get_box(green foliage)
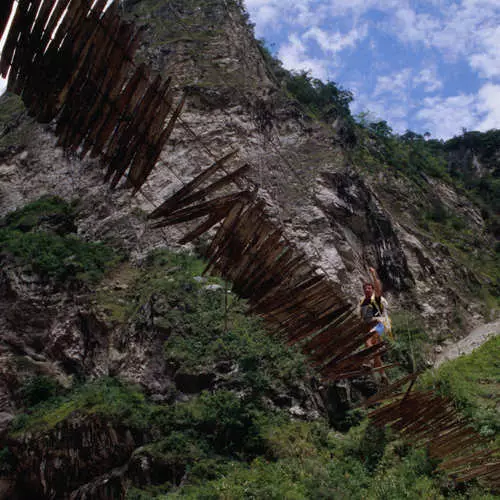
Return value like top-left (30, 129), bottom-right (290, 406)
top-left (353, 122), bottom-right (499, 303)
top-left (158, 390), bottom-right (277, 456)
top-left (420, 335), bottom-right (500, 443)
top-left (353, 120), bottom-right (449, 183)
top-left (168, 418), bottom-right (451, 500)
top-left (388, 311), bottom-right (430, 374)
top-left (18, 376), bottom-right (60, 407)
top-left (285, 71), bottom-right (353, 121)
top-left (0, 447), bottom-right (14, 475)
top-left (12, 374), bottom-right (492, 498)
top-left (444, 130), bottom-right (500, 240)
top-left (10, 378), bottom-right (154, 435)
top-left (256, 39), bottom-right (353, 125)
top-left (0, 196), bottom-right (121, 284)
top-left (2, 195), bottom-right (77, 233)
top-left (104, 248), bottom-right (307, 395)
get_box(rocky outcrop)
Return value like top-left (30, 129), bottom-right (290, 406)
top-left (7, 416), bottom-right (143, 499)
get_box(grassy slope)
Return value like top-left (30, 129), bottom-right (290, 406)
top-left (421, 335), bottom-right (500, 446)
top-left (0, 197), bottom-right (495, 498)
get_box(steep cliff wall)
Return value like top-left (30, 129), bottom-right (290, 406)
top-left (0, 0), bottom-right (496, 339)
top-left (0, 1), bottom-right (498, 497)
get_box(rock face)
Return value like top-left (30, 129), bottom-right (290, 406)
top-left (0, 0), bottom-right (498, 496)
top-left (0, 0), bottom-right (494, 338)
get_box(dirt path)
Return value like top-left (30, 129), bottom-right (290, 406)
top-left (433, 318), bottom-right (500, 367)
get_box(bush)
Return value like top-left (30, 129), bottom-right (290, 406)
top-left (387, 311), bottom-right (430, 373)
top-left (10, 378), bottom-right (155, 435)
top-left (0, 196), bottom-right (121, 284)
top-left (2, 195), bottom-right (77, 234)
top-left (420, 335), bottom-right (500, 443)
top-left (121, 249), bottom-right (308, 395)
top-left (18, 376), bottom-right (60, 407)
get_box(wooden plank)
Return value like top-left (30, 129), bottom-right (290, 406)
top-left (68, 8), bottom-right (123, 151)
top-left (91, 63), bottom-right (145, 157)
top-left (7, 0), bottom-right (38, 94)
top-left (0, 0), bottom-right (15, 40)
top-left (126, 78), bottom-right (177, 190)
top-left (107, 73), bottom-right (163, 187)
top-left (103, 66), bottom-right (150, 173)
top-left (150, 191), bottom-right (252, 227)
top-left (19, 0), bottom-right (61, 110)
top-left (0, 0), bottom-right (27, 77)
top-left (149, 148), bottom-right (238, 219)
top-left (204, 201), bottom-right (249, 275)
top-left (15, 0), bottom-right (54, 99)
top-left (178, 211), bottom-right (229, 245)
top-left (301, 313), bottom-right (362, 353)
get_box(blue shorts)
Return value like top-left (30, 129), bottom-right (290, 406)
top-left (371, 322), bottom-right (385, 336)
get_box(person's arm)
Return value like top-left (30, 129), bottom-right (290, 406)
top-left (369, 267), bottom-right (382, 298)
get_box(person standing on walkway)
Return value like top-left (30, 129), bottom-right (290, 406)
top-left (360, 267), bottom-right (389, 384)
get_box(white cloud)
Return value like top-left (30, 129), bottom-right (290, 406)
top-left (416, 94), bottom-right (478, 138)
top-left (278, 33), bottom-right (329, 80)
top-left (374, 68), bottom-right (411, 98)
top-left (244, 0), bottom-right (319, 32)
top-left (476, 83), bottom-right (500, 130)
top-left (326, 0), bottom-right (400, 18)
top-left (250, 5), bottom-right (280, 35)
top-left (414, 67), bottom-right (443, 93)
top-left (303, 24), bottom-right (368, 55)
top-left (244, 0), bottom-right (500, 138)
top-left (415, 85), bottom-right (500, 138)
top-left (469, 26), bottom-right (500, 79)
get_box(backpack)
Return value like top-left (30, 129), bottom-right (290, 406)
top-left (359, 295), bottom-right (394, 340)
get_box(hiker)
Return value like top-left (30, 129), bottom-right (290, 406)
top-left (360, 267), bottom-right (389, 384)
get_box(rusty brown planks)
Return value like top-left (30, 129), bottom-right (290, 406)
top-left (2, 0), bottom-right (179, 190)
top-left (366, 387), bottom-right (500, 487)
top-left (0, 0), bottom-right (15, 39)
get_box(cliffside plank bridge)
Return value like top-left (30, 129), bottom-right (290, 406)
top-left (0, 0), bottom-right (498, 488)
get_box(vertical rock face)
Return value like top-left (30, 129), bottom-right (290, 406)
top-left (0, 0), bottom-right (493, 337)
top-left (0, 1), bottom-right (497, 497)
top-left (9, 417), bottom-right (143, 499)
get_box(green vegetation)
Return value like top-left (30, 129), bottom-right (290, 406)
top-left (257, 39), bottom-right (353, 125)
top-left (420, 335), bottom-right (500, 444)
top-left (18, 375), bottom-right (61, 407)
top-left (11, 377), bottom-right (479, 499)
top-left (98, 248), bottom-right (308, 395)
top-left (0, 92), bottom-right (29, 149)
top-left (10, 377), bottom-right (154, 436)
top-left (352, 120), bottom-right (499, 305)
top-left (0, 196), bottom-right (121, 284)
top-left (445, 130), bottom-right (500, 240)
top-left (6, 245), bottom-right (497, 498)
top-left (353, 117), bottom-right (450, 183)
top-left (387, 311), bottom-right (430, 376)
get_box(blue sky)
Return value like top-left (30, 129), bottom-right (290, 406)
top-left (1, 1), bottom-right (499, 140)
top-left (244, 0), bottom-right (500, 139)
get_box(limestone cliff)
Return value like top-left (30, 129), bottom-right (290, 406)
top-left (2, 0), bottom-right (496, 336)
top-left (0, 0), bottom-right (498, 497)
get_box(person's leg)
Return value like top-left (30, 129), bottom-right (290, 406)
top-left (371, 323), bottom-right (389, 384)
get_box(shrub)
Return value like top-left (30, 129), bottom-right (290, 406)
top-left (420, 335), bottom-right (500, 443)
top-left (0, 196), bottom-right (121, 284)
top-left (18, 376), bottom-right (60, 407)
top-left (10, 378), bottom-right (155, 435)
top-left (122, 249), bottom-right (308, 395)
top-left (387, 311), bottom-right (430, 373)
top-left (2, 195), bottom-right (77, 234)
